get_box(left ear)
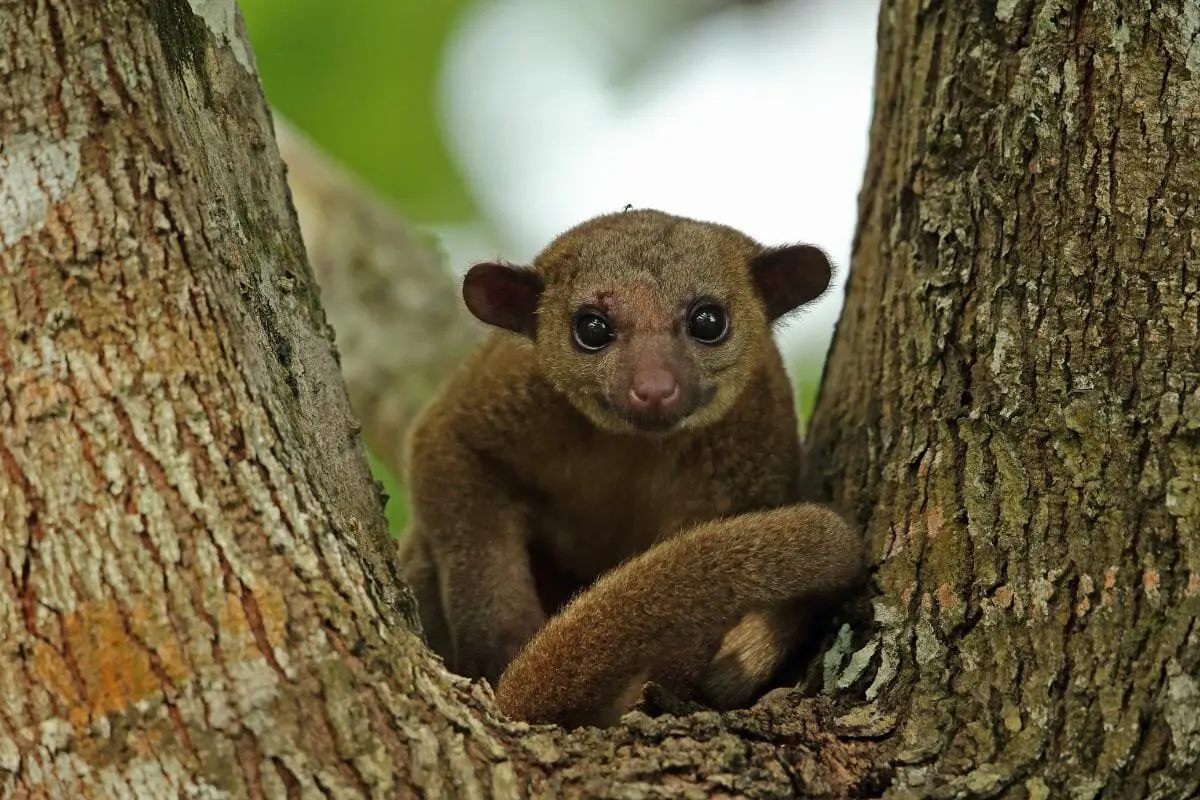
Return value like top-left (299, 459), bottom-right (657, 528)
top-left (462, 261), bottom-right (544, 337)
top-left (749, 244), bottom-right (833, 322)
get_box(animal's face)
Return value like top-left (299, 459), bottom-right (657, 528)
top-left (461, 210), bottom-right (832, 437)
top-left (532, 238), bottom-right (768, 435)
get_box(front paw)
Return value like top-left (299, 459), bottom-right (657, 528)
top-left (633, 682), bottom-right (708, 719)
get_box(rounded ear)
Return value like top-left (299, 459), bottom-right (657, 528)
top-left (462, 262), bottom-right (544, 337)
top-left (749, 244), bottom-right (833, 322)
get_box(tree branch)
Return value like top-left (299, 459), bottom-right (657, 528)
top-left (275, 118), bottom-right (480, 475)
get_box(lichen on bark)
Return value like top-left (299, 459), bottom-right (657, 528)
top-left (808, 1), bottom-right (1200, 796)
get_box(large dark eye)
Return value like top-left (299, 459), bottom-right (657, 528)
top-left (688, 304), bottom-right (728, 344)
top-left (572, 310), bottom-right (615, 352)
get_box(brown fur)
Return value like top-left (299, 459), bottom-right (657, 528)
top-left (397, 208), bottom-right (864, 726)
top-left (495, 505), bottom-right (863, 727)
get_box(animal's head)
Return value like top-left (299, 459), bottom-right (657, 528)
top-left (462, 209), bottom-right (832, 436)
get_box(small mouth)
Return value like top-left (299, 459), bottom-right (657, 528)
top-left (624, 414), bottom-right (682, 433)
top-left (594, 393), bottom-right (699, 434)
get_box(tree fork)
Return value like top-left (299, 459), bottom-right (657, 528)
top-left (8, 0), bottom-right (1196, 797)
top-left (0, 2), bottom-right (885, 797)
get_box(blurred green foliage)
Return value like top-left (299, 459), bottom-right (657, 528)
top-left (366, 450), bottom-right (409, 533)
top-left (239, 1), bottom-right (477, 536)
top-left (238, 0), bottom-right (477, 223)
top-left (792, 356), bottom-right (824, 432)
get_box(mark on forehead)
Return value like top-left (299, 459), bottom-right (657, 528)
top-left (587, 282), bottom-right (655, 307)
top-left (628, 283), bottom-right (656, 307)
top-left (587, 282), bottom-right (677, 331)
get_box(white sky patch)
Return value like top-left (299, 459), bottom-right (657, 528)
top-left (187, 0), bottom-right (252, 71)
top-left (438, 0), bottom-right (880, 363)
top-left (0, 133), bottom-right (81, 252)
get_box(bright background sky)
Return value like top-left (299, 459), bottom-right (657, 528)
top-left (437, 0), bottom-right (880, 370)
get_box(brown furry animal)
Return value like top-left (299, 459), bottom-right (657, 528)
top-left (397, 208), bottom-right (865, 728)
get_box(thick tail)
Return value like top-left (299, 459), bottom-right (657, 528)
top-left (494, 503), bottom-right (865, 728)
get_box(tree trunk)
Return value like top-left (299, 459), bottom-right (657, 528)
top-left (807, 1), bottom-right (1200, 796)
top-left (0, 0), bottom-right (453, 795)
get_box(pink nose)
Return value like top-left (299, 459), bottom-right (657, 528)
top-left (629, 369), bottom-right (680, 412)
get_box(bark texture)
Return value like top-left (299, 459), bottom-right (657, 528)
top-left (808, 1), bottom-right (1200, 797)
top-left (274, 119), bottom-right (479, 477)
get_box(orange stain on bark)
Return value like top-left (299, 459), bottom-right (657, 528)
top-left (29, 582), bottom-right (290, 728)
top-left (254, 580), bottom-right (289, 650)
top-left (1142, 569), bottom-right (1161, 596)
top-left (935, 582), bottom-right (956, 611)
top-left (925, 506), bottom-right (945, 540)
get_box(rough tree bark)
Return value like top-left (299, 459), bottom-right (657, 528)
top-left (0, 0), bottom-right (432, 795)
top-left (807, 0), bottom-right (1200, 796)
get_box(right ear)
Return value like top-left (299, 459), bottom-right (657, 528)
top-left (749, 244), bottom-right (833, 323)
top-left (462, 262), bottom-right (544, 337)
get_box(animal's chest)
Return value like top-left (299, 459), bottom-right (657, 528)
top-left (527, 440), bottom-right (730, 584)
